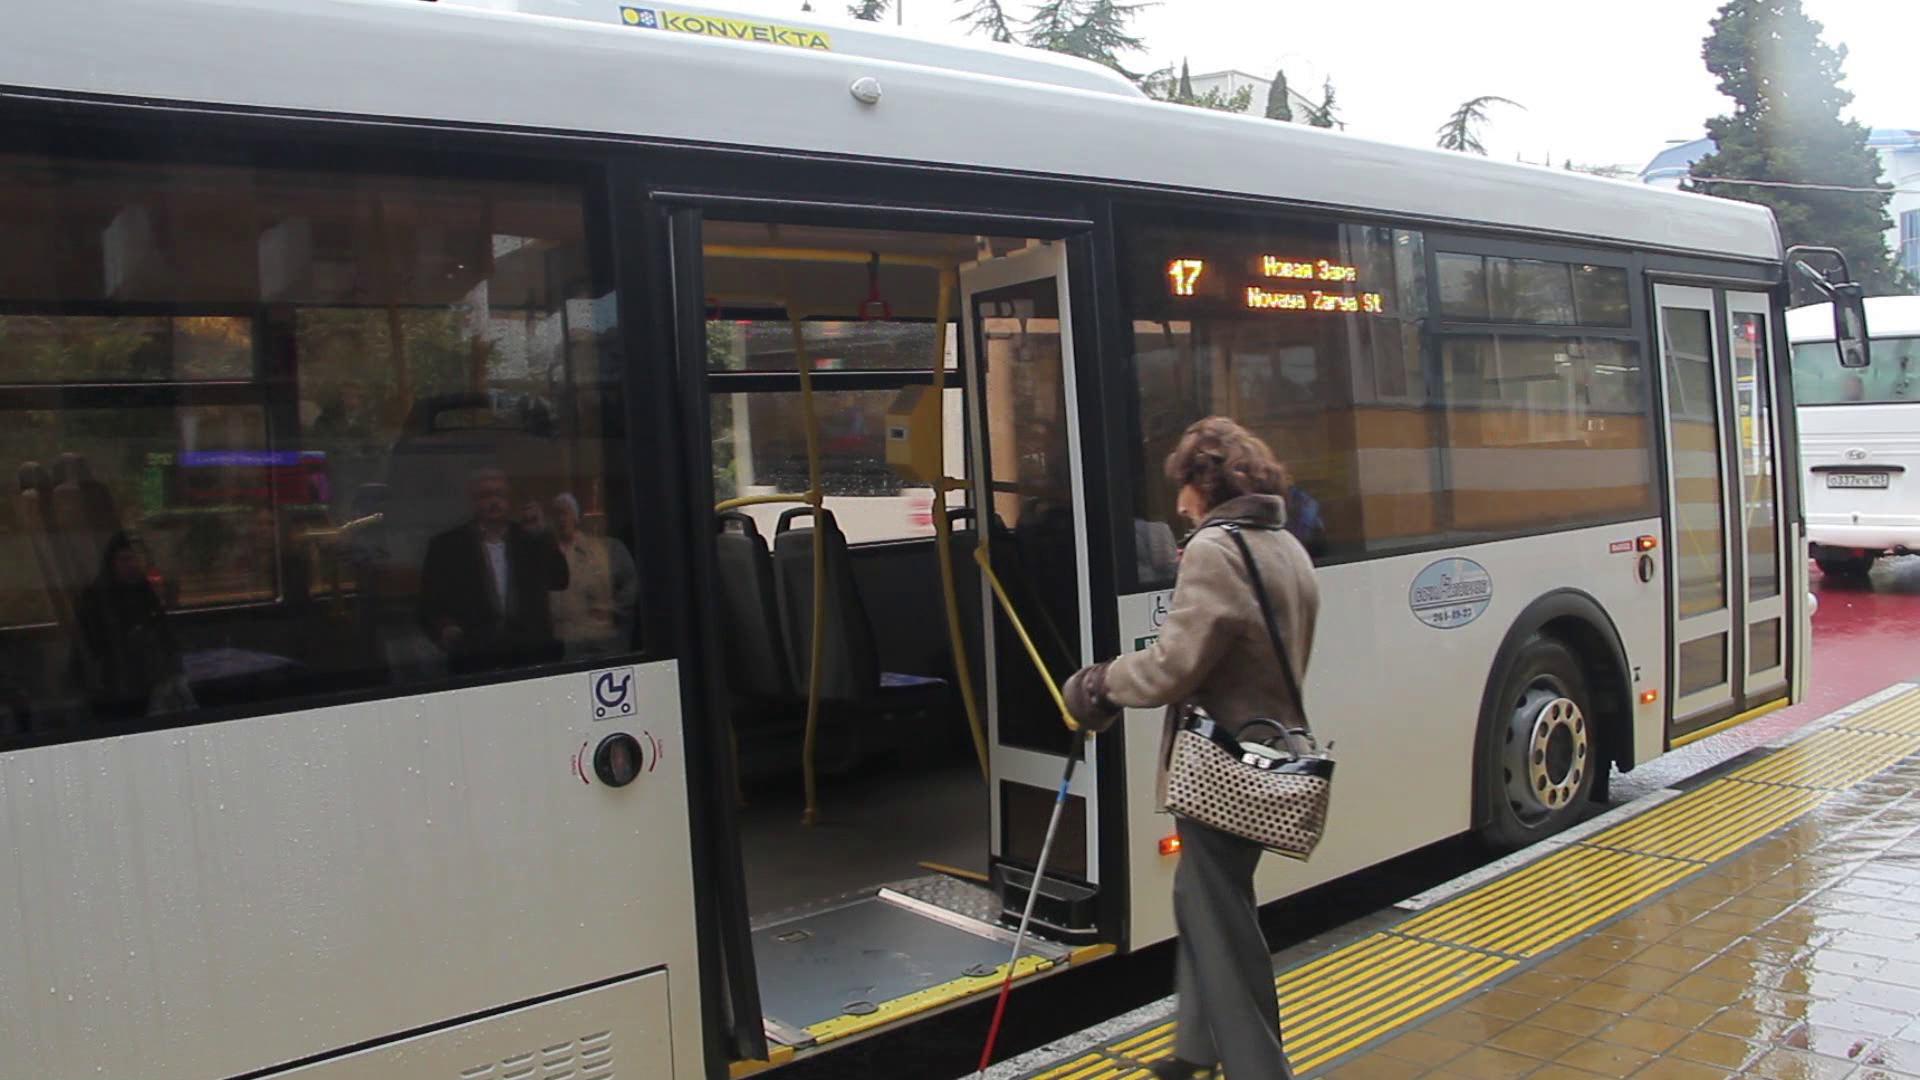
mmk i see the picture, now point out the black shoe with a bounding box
[1149,1061,1216,1080]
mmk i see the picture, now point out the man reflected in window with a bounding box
[547,492,639,659]
[418,467,569,674]
[74,531,194,719]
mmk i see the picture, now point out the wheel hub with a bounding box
[1504,691,1588,822]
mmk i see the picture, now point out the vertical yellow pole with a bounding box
[791,305,829,826]
[927,273,990,776]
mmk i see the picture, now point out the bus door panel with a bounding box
[1655,285,1739,726]
[1656,283,1786,736]
[959,243,1102,913]
[1728,291,1789,699]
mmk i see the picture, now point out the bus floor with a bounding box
[1001,681,1920,1080]
[739,758,989,921]
[734,757,1097,1056]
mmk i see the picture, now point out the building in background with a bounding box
[1642,129,1920,281]
[1187,69,1318,120]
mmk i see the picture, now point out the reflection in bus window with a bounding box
[0,152,635,745]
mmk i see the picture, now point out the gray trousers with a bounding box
[1173,817,1293,1077]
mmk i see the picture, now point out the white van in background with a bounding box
[1790,295,1920,577]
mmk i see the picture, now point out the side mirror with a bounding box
[1832,282,1871,369]
[1787,245,1873,369]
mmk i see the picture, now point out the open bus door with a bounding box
[959,243,1106,940]
[670,217,1109,1067]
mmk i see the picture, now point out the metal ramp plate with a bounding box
[754,889,1067,1047]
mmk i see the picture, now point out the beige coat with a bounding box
[1103,494,1320,806]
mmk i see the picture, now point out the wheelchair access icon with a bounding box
[589,667,637,721]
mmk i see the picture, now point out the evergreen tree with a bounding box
[1689,0,1904,294]
[1022,0,1078,52]
[1177,59,1194,102]
[1051,0,1150,79]
[846,0,887,20]
[955,0,1016,43]
[1265,67,1292,122]
[1303,78,1340,129]
[1436,95,1523,155]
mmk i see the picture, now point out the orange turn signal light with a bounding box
[1159,834,1183,856]
[1640,690,1660,706]
[1637,535,1659,552]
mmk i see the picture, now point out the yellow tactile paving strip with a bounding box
[1022,688,1920,1079]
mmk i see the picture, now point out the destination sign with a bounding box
[1164,253,1386,316]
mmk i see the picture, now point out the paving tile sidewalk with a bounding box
[1325,754,1920,1079]
[1006,687,1920,1080]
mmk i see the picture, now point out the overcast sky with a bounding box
[724,0,1918,171]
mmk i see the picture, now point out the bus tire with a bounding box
[1479,634,1597,853]
[1814,550,1876,579]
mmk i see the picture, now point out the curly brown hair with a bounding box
[1163,416,1289,512]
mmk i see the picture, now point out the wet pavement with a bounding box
[985,561,1920,1080]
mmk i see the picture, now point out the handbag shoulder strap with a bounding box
[1218,523,1305,715]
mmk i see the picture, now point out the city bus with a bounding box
[1,2,1817,1077]
[1789,295,1920,578]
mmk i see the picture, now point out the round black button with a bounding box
[1638,554,1657,584]
[594,733,643,787]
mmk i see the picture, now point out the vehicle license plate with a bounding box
[1827,472,1890,489]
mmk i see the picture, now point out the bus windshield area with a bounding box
[1792,336,1920,404]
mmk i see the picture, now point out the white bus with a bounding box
[1,3,1815,1077]
[1789,295,1920,578]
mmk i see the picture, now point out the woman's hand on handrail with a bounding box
[1063,661,1122,734]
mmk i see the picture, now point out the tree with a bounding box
[1688,0,1904,295]
[1177,59,1194,101]
[956,1,1153,84]
[1265,67,1292,122]
[1051,0,1150,79]
[1022,0,1078,52]
[955,0,1016,43]
[1436,95,1523,155]
[1302,77,1340,129]
[846,0,886,20]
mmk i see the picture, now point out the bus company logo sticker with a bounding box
[1409,558,1493,629]
[619,7,833,50]
[590,667,636,720]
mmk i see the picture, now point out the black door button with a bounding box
[594,733,643,787]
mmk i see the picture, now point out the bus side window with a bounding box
[0,150,639,746]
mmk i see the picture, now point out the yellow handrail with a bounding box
[924,271,990,778]
[789,295,831,827]
[973,546,1078,733]
[714,492,811,513]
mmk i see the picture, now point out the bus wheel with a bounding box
[1482,637,1596,852]
[1814,551,1876,579]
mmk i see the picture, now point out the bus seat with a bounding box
[771,507,880,704]
[715,511,795,701]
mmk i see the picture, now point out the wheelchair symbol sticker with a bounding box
[590,667,637,720]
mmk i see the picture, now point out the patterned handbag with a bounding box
[1162,524,1333,861]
